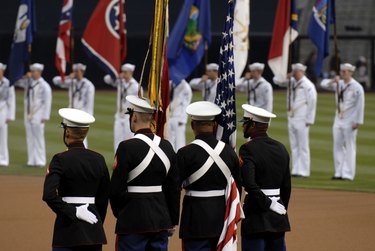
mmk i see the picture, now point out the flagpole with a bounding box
[333,2,340,114]
[287,22,293,112]
[70,26,75,68]
[204,41,208,71]
[28,44,32,67]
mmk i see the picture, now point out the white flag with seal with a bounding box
[233,0,250,80]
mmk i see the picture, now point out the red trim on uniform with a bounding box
[113,155,118,170]
[239,156,244,168]
[181,239,185,251]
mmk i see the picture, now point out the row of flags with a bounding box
[7,0,337,86]
[268,0,336,80]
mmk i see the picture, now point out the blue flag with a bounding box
[167,0,211,84]
[308,0,335,76]
[8,0,34,85]
[215,0,236,149]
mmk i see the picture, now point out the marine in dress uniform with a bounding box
[15,63,52,167]
[104,63,140,151]
[237,63,273,112]
[43,108,109,251]
[320,63,365,181]
[166,79,192,151]
[109,95,180,251]
[239,105,291,251]
[273,63,317,177]
[177,101,241,251]
[53,63,95,147]
[189,63,219,103]
[0,63,15,166]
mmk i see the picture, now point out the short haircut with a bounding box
[137,112,154,123]
[67,127,89,141]
[192,120,215,128]
[254,121,269,130]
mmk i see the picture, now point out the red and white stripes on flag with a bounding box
[268,0,298,81]
[55,0,73,81]
[217,176,244,251]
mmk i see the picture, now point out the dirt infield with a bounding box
[0,176,374,251]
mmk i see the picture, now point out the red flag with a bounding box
[155,47,170,138]
[81,0,126,79]
[55,0,73,81]
[268,0,298,81]
[216,177,244,251]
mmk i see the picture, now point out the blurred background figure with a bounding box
[166,79,192,151]
[274,63,317,178]
[0,63,15,167]
[53,63,95,147]
[189,63,219,103]
[237,62,273,112]
[104,63,139,152]
[15,63,52,167]
[355,56,370,90]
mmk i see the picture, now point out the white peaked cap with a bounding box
[0,63,7,71]
[30,63,44,71]
[121,63,136,72]
[72,63,87,71]
[249,62,265,71]
[186,101,222,121]
[59,108,95,128]
[340,63,356,72]
[125,95,156,114]
[241,104,276,124]
[291,63,307,72]
[206,63,219,71]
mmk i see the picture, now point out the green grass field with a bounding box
[1,89,374,193]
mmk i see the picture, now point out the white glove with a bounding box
[269,197,286,215]
[76,204,98,224]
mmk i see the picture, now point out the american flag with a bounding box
[215,1,244,251]
[215,0,237,150]
[217,176,244,251]
[55,0,73,81]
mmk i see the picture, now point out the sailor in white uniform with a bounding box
[104,63,139,151]
[0,63,15,166]
[189,63,219,103]
[237,63,273,112]
[53,63,95,147]
[166,79,192,151]
[15,63,52,167]
[320,63,365,180]
[273,63,317,177]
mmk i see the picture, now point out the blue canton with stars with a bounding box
[215,0,236,147]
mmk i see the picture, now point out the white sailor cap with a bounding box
[0,63,7,71]
[206,63,219,71]
[121,63,135,72]
[186,101,222,121]
[72,63,87,71]
[125,95,156,114]
[291,63,307,72]
[59,108,95,128]
[241,104,276,124]
[249,62,265,71]
[29,63,44,72]
[340,63,356,72]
